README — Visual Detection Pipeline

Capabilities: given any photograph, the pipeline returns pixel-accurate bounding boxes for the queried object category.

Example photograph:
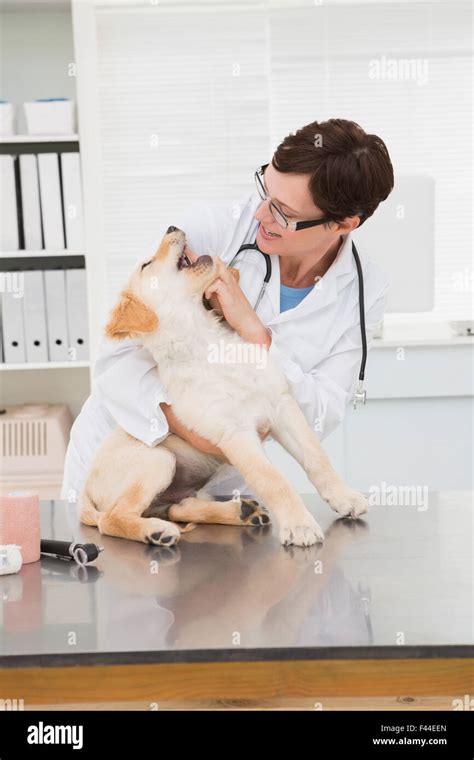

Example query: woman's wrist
[239,320,272,349]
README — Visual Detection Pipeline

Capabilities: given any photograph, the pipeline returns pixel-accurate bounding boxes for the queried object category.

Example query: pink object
[0,491,41,563]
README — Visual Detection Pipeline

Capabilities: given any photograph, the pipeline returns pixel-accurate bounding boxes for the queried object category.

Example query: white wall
[72,0,472,337]
[0,6,75,133]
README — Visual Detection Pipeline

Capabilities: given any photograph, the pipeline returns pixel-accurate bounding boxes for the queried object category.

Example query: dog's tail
[177,522,197,533]
[79,490,101,527]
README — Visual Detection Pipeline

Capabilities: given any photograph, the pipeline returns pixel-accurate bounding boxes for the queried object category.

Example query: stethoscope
[228,238,367,410]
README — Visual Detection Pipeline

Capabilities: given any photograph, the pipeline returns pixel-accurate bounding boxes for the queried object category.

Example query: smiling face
[253,164,363,273]
[105,227,217,341]
[254,164,339,258]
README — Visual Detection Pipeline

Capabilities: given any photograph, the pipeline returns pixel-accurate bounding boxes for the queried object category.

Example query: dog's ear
[228,267,240,284]
[105,289,158,340]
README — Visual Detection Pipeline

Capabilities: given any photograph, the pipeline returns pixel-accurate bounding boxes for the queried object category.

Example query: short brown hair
[272,118,394,227]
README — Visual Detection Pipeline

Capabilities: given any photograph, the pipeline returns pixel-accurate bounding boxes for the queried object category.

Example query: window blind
[88,0,472,321]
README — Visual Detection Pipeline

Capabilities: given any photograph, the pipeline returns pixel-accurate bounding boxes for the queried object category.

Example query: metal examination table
[0,492,472,709]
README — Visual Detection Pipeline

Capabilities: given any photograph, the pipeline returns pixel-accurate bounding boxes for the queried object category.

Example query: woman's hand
[160,402,270,461]
[160,402,229,461]
[203,257,271,346]
[185,246,270,345]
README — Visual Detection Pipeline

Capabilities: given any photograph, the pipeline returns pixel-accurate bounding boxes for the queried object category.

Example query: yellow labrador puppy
[80,227,368,548]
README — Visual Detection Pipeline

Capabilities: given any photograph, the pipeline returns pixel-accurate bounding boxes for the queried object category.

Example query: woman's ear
[105,289,158,340]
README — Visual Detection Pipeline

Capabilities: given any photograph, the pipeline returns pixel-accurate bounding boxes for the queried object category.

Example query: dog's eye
[141,260,152,271]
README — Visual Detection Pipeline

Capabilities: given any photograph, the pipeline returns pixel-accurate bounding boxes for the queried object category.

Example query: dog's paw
[323,486,369,519]
[239,499,271,527]
[144,518,181,547]
[279,512,324,547]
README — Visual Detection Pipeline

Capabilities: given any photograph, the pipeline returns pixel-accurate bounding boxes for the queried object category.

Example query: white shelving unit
[0,250,84,258]
[0,1,91,419]
[0,361,90,371]
[0,133,79,143]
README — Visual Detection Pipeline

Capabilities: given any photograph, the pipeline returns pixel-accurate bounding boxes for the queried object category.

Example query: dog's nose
[166,225,180,234]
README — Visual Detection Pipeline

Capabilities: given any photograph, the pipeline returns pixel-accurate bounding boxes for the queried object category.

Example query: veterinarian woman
[61,118,394,502]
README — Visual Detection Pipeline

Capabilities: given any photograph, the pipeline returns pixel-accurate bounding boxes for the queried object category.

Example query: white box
[60,153,85,250]
[19,155,43,250]
[0,155,19,250]
[37,154,65,249]
[23,99,75,135]
[1,281,26,363]
[65,269,89,361]
[44,270,69,362]
[0,102,15,136]
[22,270,49,363]
[0,403,73,500]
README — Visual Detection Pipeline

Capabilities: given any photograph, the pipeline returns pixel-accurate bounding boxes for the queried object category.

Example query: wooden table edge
[1,657,473,704]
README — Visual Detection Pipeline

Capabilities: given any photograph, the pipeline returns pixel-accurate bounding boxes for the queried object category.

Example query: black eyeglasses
[255,163,334,231]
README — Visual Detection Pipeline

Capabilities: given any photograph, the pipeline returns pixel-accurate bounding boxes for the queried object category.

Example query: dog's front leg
[216,430,324,547]
[270,393,368,519]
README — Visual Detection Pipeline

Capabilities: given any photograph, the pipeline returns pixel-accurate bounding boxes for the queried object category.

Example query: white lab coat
[61,190,390,501]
